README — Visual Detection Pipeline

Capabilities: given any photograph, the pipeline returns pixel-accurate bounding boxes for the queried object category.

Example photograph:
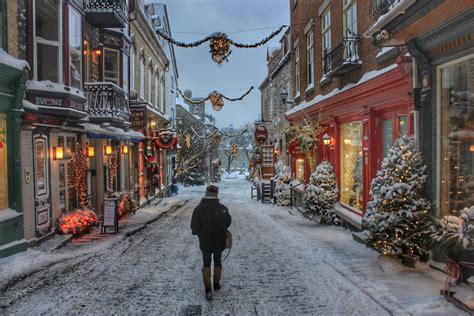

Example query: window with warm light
[296,159,305,182]
[340,122,363,210]
[438,55,474,216]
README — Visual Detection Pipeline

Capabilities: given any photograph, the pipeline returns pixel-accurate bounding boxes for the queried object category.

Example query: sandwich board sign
[102,198,119,233]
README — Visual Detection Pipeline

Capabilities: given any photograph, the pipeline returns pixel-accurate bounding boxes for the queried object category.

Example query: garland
[178,87,254,111]
[156,26,287,64]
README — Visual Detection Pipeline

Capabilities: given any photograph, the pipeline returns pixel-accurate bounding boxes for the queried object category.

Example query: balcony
[84,82,130,124]
[323,37,361,77]
[84,0,128,28]
[365,0,417,37]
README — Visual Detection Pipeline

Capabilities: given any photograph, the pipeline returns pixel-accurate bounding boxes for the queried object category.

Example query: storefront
[286,60,414,227]
[0,52,29,257]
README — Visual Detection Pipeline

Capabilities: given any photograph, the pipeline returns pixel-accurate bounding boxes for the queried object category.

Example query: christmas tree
[363,136,432,257]
[273,160,292,206]
[303,161,339,225]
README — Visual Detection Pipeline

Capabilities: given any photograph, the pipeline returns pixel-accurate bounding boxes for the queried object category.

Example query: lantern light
[122,145,129,154]
[93,47,102,56]
[87,146,95,157]
[53,147,64,160]
[343,138,351,145]
[104,145,113,155]
[470,144,474,152]
[323,133,331,146]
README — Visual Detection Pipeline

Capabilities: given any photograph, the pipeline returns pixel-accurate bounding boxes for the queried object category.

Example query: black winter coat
[191,197,232,251]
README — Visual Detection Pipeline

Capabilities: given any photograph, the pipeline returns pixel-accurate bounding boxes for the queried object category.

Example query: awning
[82,123,145,142]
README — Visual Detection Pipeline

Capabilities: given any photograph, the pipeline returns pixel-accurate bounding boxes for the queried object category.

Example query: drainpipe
[412,57,420,150]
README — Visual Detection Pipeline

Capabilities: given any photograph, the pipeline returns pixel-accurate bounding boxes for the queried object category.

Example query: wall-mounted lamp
[122,145,129,154]
[280,88,292,104]
[87,146,95,158]
[53,147,64,160]
[93,46,102,56]
[322,133,331,146]
[470,144,474,152]
[104,144,113,155]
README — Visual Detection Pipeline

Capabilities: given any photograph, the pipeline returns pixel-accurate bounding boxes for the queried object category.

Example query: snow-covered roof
[176,96,189,112]
[0,49,29,71]
[286,64,398,116]
[26,80,86,101]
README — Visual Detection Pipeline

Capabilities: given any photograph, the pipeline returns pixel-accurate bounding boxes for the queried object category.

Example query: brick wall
[290,0,398,113]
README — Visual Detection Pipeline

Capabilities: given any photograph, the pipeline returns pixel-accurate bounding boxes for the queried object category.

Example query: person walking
[191,185,231,300]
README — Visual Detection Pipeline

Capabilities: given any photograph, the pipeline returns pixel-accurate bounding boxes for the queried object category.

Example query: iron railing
[323,37,361,76]
[84,82,130,119]
[369,0,402,19]
[84,0,129,24]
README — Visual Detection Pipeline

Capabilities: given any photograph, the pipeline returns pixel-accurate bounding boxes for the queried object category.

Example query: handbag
[225,230,233,249]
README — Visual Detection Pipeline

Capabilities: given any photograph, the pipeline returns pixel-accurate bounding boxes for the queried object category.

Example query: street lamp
[322,133,331,146]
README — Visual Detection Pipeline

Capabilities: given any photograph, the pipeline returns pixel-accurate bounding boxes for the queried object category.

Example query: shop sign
[34,96,63,107]
[254,125,268,145]
[103,198,119,233]
[155,129,177,149]
[131,109,146,129]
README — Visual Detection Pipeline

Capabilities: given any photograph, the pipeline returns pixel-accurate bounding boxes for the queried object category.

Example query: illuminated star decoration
[156,26,287,64]
[178,87,254,112]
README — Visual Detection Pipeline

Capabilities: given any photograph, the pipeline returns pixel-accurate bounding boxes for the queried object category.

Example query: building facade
[0,0,29,257]
[286,0,415,227]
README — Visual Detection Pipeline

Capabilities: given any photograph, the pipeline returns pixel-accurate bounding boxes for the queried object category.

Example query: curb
[50,235,74,252]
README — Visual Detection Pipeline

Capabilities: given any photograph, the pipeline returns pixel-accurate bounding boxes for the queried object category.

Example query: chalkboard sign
[102,198,119,233]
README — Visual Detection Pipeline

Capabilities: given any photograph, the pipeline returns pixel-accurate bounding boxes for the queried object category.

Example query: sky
[154,0,290,128]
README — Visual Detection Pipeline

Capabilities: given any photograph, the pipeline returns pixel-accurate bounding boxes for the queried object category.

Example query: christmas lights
[59,209,97,236]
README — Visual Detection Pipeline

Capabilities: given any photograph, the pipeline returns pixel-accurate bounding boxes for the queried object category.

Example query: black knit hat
[205,185,219,198]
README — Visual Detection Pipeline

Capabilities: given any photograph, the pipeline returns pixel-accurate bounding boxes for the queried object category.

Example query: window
[83,40,92,82]
[340,122,363,210]
[154,73,159,109]
[382,118,393,159]
[399,115,408,137]
[296,159,305,182]
[306,30,314,87]
[343,0,357,38]
[130,47,135,94]
[123,54,129,95]
[35,138,48,196]
[148,66,152,103]
[69,8,82,89]
[0,114,7,209]
[321,9,331,72]
[160,75,165,112]
[104,48,120,85]
[438,56,474,216]
[0,1,6,51]
[34,0,62,82]
[140,56,145,99]
[58,135,77,213]
[295,45,300,96]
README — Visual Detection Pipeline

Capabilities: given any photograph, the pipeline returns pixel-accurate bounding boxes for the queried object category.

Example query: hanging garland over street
[156,26,287,64]
[178,87,254,111]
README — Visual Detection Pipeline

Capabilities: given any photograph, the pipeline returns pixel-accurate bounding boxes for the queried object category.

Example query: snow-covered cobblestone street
[0,178,464,315]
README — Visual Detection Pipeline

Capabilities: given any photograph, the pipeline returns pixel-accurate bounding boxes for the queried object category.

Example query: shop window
[340,122,363,210]
[399,115,408,137]
[58,135,77,213]
[296,159,305,182]
[35,138,48,196]
[382,118,393,159]
[69,8,82,89]
[0,114,7,209]
[35,0,61,82]
[438,56,474,216]
[104,48,120,85]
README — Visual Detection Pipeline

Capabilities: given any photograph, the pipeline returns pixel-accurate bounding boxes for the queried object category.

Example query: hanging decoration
[213,133,221,145]
[178,87,254,112]
[185,133,192,149]
[155,128,177,149]
[156,26,287,64]
[230,144,239,159]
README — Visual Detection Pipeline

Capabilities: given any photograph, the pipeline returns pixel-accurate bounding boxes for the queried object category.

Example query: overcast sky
[155,0,290,128]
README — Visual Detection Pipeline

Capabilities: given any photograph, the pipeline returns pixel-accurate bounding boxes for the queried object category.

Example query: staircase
[261,182,272,204]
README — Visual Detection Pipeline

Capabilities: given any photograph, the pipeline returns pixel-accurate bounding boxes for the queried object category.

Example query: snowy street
[0,178,464,315]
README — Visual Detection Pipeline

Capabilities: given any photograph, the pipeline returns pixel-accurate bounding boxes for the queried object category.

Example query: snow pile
[363,136,433,257]
[273,160,291,207]
[304,161,339,225]
[0,49,29,71]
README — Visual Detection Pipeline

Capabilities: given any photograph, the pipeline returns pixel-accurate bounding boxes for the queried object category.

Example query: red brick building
[286,0,415,227]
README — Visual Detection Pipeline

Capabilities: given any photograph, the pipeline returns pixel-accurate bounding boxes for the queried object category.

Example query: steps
[261,182,272,203]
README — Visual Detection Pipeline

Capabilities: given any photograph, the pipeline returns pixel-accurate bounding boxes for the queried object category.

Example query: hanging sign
[254,125,268,145]
[130,109,147,129]
[155,129,177,149]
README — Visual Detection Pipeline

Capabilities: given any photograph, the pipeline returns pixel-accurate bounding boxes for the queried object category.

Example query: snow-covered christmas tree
[363,136,432,257]
[273,159,292,207]
[303,161,339,225]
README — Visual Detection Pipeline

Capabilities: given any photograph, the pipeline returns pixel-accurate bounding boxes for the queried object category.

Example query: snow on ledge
[0,49,29,71]
[286,64,397,116]
[363,0,417,37]
[0,208,23,222]
[26,80,86,100]
[22,99,39,111]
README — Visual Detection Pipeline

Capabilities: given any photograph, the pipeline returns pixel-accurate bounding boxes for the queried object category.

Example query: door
[33,134,51,237]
